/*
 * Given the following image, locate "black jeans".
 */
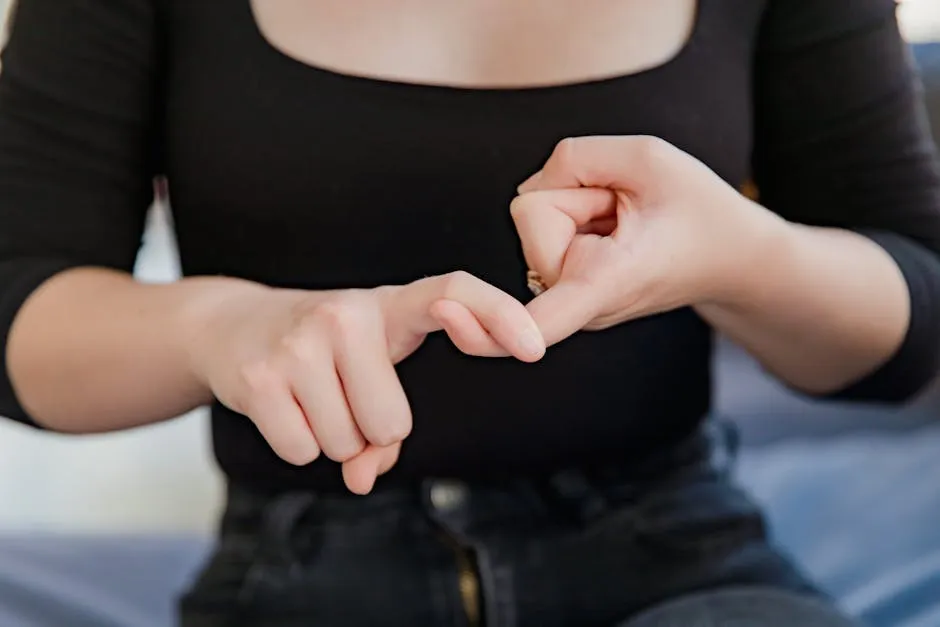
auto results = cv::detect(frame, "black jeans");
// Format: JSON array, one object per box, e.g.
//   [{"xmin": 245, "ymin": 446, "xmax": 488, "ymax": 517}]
[{"xmin": 179, "ymin": 423, "xmax": 860, "ymax": 626}]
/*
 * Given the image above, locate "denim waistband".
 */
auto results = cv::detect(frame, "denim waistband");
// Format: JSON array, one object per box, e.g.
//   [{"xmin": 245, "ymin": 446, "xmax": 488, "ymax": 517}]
[{"xmin": 221, "ymin": 419, "xmax": 739, "ymax": 538}]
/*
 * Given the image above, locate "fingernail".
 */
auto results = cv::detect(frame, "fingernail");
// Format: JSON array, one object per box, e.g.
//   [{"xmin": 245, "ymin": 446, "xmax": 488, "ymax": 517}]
[
  {"xmin": 519, "ymin": 328, "xmax": 545, "ymax": 359},
  {"xmin": 517, "ymin": 170, "xmax": 542, "ymax": 194}
]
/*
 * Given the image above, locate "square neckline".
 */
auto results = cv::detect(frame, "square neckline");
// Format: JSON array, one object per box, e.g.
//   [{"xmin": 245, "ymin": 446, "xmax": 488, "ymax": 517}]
[{"xmin": 239, "ymin": 0, "xmax": 706, "ymax": 97}]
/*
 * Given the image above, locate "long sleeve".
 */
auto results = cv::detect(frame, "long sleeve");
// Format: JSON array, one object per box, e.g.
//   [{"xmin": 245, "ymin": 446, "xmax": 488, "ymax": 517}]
[
  {"xmin": 752, "ymin": 0, "xmax": 940, "ymax": 402},
  {"xmin": 0, "ymin": 0, "xmax": 163, "ymax": 423}
]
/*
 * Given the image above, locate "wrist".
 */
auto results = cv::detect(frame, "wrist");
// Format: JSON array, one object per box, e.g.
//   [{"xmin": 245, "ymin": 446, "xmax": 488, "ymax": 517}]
[
  {"xmin": 174, "ymin": 275, "xmax": 273, "ymax": 392},
  {"xmin": 702, "ymin": 197, "xmax": 797, "ymax": 310}
]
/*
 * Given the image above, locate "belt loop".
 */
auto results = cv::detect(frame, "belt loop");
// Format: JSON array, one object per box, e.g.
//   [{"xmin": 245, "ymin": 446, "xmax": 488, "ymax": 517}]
[
  {"xmin": 263, "ymin": 491, "xmax": 319, "ymax": 560},
  {"xmin": 238, "ymin": 491, "xmax": 319, "ymax": 604},
  {"xmin": 546, "ymin": 469, "xmax": 609, "ymax": 523}
]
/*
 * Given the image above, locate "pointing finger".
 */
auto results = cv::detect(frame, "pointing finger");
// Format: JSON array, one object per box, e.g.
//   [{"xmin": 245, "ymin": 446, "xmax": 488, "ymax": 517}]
[
  {"xmin": 388, "ymin": 272, "xmax": 545, "ymax": 361},
  {"xmin": 518, "ymin": 135, "xmax": 669, "ymax": 193},
  {"xmin": 429, "ymin": 298, "xmax": 510, "ymax": 358}
]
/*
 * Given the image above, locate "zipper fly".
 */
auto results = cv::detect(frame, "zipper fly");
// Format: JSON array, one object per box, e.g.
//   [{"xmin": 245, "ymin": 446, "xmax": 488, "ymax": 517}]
[
  {"xmin": 439, "ymin": 531, "xmax": 482, "ymax": 627},
  {"xmin": 454, "ymin": 543, "xmax": 481, "ymax": 626}
]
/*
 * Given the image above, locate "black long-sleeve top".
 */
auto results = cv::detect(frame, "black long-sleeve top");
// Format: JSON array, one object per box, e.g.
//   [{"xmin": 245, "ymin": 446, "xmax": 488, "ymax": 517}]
[{"xmin": 2, "ymin": 0, "xmax": 940, "ymax": 491}]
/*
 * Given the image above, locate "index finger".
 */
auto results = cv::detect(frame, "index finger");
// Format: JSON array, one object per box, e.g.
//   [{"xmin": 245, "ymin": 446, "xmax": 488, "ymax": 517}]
[
  {"xmin": 389, "ymin": 272, "xmax": 546, "ymax": 361},
  {"xmin": 518, "ymin": 135, "xmax": 669, "ymax": 193}
]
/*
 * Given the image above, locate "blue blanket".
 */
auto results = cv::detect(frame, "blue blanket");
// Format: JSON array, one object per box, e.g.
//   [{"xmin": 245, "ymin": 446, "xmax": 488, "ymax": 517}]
[{"xmin": 737, "ymin": 427, "xmax": 940, "ymax": 627}]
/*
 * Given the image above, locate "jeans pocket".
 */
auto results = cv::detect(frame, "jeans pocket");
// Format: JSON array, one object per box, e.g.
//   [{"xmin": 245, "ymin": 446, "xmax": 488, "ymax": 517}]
[{"xmin": 629, "ymin": 480, "xmax": 768, "ymax": 558}]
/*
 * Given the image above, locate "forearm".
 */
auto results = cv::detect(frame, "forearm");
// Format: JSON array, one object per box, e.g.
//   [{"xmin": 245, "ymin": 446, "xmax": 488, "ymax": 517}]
[
  {"xmin": 696, "ymin": 217, "xmax": 910, "ymax": 396},
  {"xmin": 6, "ymin": 267, "xmax": 265, "ymax": 432}
]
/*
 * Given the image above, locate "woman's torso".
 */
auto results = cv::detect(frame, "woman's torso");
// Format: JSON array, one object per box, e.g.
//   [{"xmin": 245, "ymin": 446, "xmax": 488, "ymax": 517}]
[{"xmin": 159, "ymin": 0, "xmax": 765, "ymax": 490}]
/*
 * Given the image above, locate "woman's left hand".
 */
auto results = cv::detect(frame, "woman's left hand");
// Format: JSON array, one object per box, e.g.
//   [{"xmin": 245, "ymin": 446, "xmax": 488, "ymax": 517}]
[{"xmin": 512, "ymin": 135, "xmax": 785, "ymax": 346}]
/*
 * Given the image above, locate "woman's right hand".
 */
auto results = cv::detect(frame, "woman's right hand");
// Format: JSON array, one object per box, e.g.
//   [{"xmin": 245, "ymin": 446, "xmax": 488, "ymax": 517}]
[{"xmin": 186, "ymin": 272, "xmax": 545, "ymax": 494}]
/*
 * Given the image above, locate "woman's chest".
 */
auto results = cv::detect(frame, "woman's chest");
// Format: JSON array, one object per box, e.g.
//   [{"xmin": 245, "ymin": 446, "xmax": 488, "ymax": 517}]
[{"xmin": 162, "ymin": 1, "xmax": 766, "ymax": 227}]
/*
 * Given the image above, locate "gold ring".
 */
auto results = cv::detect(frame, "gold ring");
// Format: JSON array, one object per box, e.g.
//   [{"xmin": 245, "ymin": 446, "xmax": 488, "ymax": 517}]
[{"xmin": 526, "ymin": 270, "xmax": 547, "ymax": 296}]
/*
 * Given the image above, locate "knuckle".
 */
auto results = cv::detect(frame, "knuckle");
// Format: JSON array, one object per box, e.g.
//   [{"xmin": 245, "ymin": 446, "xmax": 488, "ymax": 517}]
[
  {"xmin": 312, "ymin": 300, "xmax": 353, "ymax": 328},
  {"xmin": 368, "ymin": 414, "xmax": 413, "ymax": 447},
  {"xmin": 446, "ymin": 269, "xmax": 473, "ymax": 284},
  {"xmin": 553, "ymin": 137, "xmax": 579, "ymax": 167},
  {"xmin": 238, "ymin": 360, "xmax": 279, "ymax": 394},
  {"xmin": 278, "ymin": 330, "xmax": 313, "ymax": 361},
  {"xmin": 278, "ymin": 441, "xmax": 320, "ymax": 466},
  {"xmin": 317, "ymin": 425, "xmax": 366, "ymax": 462},
  {"xmin": 369, "ymin": 427, "xmax": 410, "ymax": 448},
  {"xmin": 312, "ymin": 298, "xmax": 367, "ymax": 338},
  {"xmin": 635, "ymin": 135, "xmax": 672, "ymax": 166},
  {"xmin": 441, "ymin": 270, "xmax": 474, "ymax": 299},
  {"xmin": 509, "ymin": 194, "xmax": 522, "ymax": 217},
  {"xmin": 509, "ymin": 194, "xmax": 532, "ymax": 220},
  {"xmin": 328, "ymin": 445, "xmax": 366, "ymax": 464},
  {"xmin": 328, "ymin": 442, "xmax": 365, "ymax": 464}
]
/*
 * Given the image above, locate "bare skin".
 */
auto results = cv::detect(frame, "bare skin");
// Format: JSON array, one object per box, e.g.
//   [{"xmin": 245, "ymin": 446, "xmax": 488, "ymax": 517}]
[{"xmin": 249, "ymin": 0, "xmax": 697, "ymax": 88}]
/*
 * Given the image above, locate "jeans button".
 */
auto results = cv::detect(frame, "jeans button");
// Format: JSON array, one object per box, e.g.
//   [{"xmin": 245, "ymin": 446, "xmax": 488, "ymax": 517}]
[{"xmin": 429, "ymin": 481, "xmax": 468, "ymax": 512}]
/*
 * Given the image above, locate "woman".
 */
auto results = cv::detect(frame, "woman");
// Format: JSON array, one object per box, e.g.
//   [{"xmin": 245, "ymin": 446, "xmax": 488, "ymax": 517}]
[{"xmin": 2, "ymin": 0, "xmax": 939, "ymax": 624}]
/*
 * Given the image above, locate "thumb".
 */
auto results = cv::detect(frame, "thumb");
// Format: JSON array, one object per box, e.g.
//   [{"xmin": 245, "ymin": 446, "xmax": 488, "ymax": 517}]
[
  {"xmin": 342, "ymin": 443, "xmax": 402, "ymax": 495},
  {"xmin": 525, "ymin": 279, "xmax": 603, "ymax": 347}
]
